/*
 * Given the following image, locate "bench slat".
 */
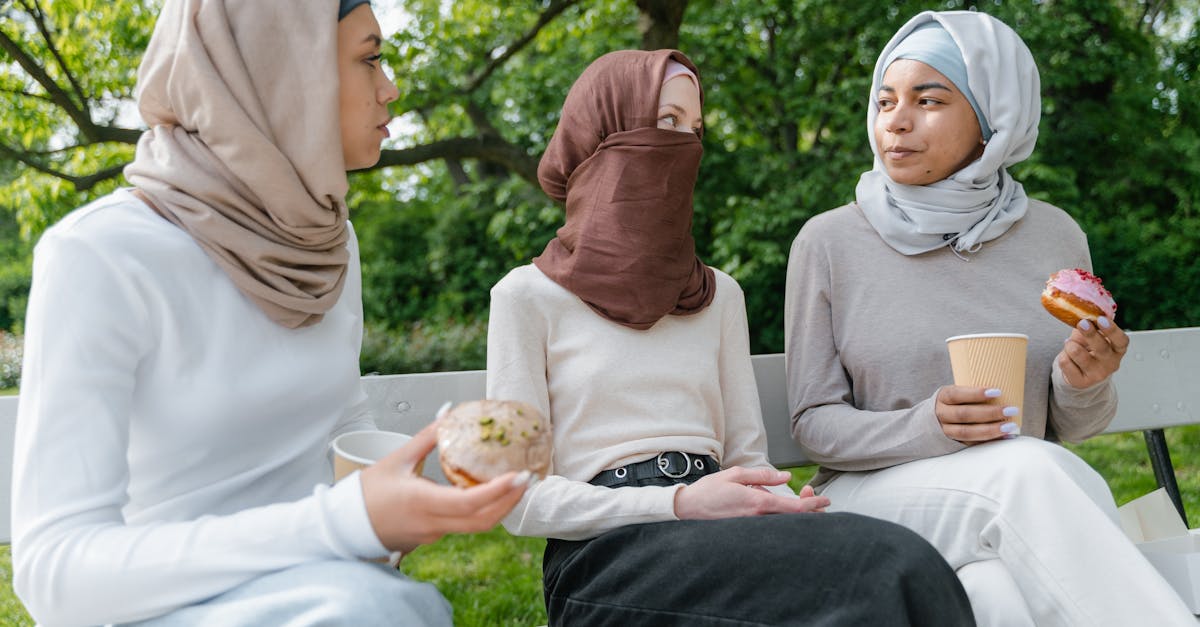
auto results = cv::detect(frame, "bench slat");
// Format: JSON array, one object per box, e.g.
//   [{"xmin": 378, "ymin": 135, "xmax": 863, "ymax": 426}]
[
  {"xmin": 1, "ymin": 327, "xmax": 1196, "ymax": 545},
  {"xmin": 360, "ymin": 370, "xmax": 486, "ymax": 484},
  {"xmin": 1105, "ymin": 327, "xmax": 1200, "ymax": 433},
  {"xmin": 753, "ymin": 354, "xmax": 809, "ymax": 468},
  {"xmin": 0, "ymin": 396, "xmax": 15, "ymax": 545}
]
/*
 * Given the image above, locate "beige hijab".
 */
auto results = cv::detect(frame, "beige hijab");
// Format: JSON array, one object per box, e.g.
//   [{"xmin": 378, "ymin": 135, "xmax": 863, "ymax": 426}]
[{"xmin": 124, "ymin": 0, "xmax": 350, "ymax": 328}]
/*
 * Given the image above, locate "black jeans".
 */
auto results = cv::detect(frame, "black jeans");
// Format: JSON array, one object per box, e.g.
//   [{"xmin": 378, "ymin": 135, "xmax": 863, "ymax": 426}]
[{"xmin": 543, "ymin": 512, "xmax": 974, "ymax": 626}]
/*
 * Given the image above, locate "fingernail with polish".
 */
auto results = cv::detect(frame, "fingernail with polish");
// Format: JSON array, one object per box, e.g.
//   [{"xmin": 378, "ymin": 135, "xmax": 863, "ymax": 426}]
[
  {"xmin": 985, "ymin": 388, "xmax": 1002, "ymax": 398},
  {"xmin": 511, "ymin": 470, "xmax": 532, "ymax": 487},
  {"xmin": 1098, "ymin": 316, "xmax": 1111, "ymax": 329},
  {"xmin": 1003, "ymin": 434, "xmax": 1018, "ymax": 440},
  {"xmin": 1078, "ymin": 319, "xmax": 1092, "ymax": 331},
  {"xmin": 1002, "ymin": 406, "xmax": 1019, "ymax": 417},
  {"xmin": 1000, "ymin": 422, "xmax": 1019, "ymax": 434},
  {"xmin": 436, "ymin": 401, "xmax": 452, "ymax": 419}
]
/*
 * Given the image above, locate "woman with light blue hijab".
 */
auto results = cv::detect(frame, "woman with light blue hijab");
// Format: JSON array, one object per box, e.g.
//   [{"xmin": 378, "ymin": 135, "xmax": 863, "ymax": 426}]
[
  {"xmin": 785, "ymin": 10, "xmax": 1195, "ymax": 626},
  {"xmin": 856, "ymin": 17, "xmax": 1037, "ymax": 256}
]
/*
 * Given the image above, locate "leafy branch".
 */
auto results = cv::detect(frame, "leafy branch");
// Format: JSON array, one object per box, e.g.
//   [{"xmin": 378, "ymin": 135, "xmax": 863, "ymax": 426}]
[
  {"xmin": 0, "ymin": 143, "xmax": 127, "ymax": 192},
  {"xmin": 375, "ymin": 135, "xmax": 537, "ymax": 183},
  {"xmin": 462, "ymin": 0, "xmax": 584, "ymax": 94},
  {"xmin": 0, "ymin": 4, "xmax": 141, "ymax": 146},
  {"xmin": 17, "ymin": 0, "xmax": 88, "ymax": 111},
  {"xmin": 0, "ymin": 0, "xmax": 585, "ymax": 190}
]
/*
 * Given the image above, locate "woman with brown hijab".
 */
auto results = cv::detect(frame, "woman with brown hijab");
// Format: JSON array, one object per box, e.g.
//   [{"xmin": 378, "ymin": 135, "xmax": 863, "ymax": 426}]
[
  {"xmin": 11, "ymin": 1, "xmax": 527, "ymax": 625},
  {"xmin": 487, "ymin": 49, "xmax": 974, "ymax": 626}
]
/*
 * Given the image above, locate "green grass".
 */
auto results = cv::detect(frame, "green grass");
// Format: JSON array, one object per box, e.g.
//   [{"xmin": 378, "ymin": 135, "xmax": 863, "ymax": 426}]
[
  {"xmin": 1066, "ymin": 425, "xmax": 1200, "ymax": 519},
  {"xmin": 1, "ymin": 426, "xmax": 1195, "ymax": 625},
  {"xmin": 0, "ymin": 546, "xmax": 32, "ymax": 627},
  {"xmin": 403, "ymin": 528, "xmax": 548, "ymax": 626}
]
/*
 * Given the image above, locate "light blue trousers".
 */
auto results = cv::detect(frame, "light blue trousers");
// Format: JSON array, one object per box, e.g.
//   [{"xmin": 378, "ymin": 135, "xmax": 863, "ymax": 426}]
[{"xmin": 118, "ymin": 560, "xmax": 452, "ymax": 626}]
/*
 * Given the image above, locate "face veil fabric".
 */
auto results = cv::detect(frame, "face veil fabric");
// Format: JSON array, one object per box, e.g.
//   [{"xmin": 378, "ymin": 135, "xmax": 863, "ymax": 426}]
[
  {"xmin": 124, "ymin": 0, "xmax": 350, "ymax": 328},
  {"xmin": 533, "ymin": 49, "xmax": 715, "ymax": 330}
]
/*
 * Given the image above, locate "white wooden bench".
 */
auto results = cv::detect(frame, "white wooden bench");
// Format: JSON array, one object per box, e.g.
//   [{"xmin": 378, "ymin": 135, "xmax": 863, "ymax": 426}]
[{"xmin": 1, "ymin": 326, "xmax": 1197, "ymax": 544}]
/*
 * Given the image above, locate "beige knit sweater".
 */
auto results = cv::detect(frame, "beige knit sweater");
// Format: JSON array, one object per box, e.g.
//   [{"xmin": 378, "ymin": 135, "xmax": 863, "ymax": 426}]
[{"xmin": 785, "ymin": 200, "xmax": 1117, "ymax": 488}]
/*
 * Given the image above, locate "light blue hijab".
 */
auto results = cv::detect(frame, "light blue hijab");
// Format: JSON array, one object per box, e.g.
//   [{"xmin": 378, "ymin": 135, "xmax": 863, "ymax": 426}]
[
  {"xmin": 884, "ymin": 22, "xmax": 992, "ymax": 141},
  {"xmin": 857, "ymin": 11, "xmax": 1041, "ymax": 256}
]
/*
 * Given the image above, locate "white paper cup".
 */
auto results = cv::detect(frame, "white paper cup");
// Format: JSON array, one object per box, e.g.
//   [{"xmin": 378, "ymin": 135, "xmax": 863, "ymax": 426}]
[
  {"xmin": 331, "ymin": 431, "xmax": 414, "ymax": 482},
  {"xmin": 945, "ymin": 333, "xmax": 1029, "ymax": 427}
]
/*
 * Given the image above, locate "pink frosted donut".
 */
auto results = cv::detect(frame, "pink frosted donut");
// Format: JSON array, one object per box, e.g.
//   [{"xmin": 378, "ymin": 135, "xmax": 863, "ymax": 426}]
[{"xmin": 1040, "ymin": 268, "xmax": 1117, "ymax": 327}]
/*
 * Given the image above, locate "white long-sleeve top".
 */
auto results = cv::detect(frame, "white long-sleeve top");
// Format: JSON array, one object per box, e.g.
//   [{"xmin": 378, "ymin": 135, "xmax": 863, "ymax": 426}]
[
  {"xmin": 487, "ymin": 264, "xmax": 790, "ymax": 542},
  {"xmin": 12, "ymin": 190, "xmax": 387, "ymax": 627}
]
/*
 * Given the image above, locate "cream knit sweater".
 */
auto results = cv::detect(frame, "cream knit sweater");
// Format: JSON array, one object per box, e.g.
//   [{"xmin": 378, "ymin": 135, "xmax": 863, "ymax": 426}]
[{"xmin": 488, "ymin": 264, "xmax": 790, "ymax": 541}]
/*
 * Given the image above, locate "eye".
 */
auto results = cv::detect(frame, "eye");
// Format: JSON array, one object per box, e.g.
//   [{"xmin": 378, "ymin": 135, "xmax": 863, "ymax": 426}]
[
  {"xmin": 918, "ymin": 97, "xmax": 943, "ymax": 106},
  {"xmin": 877, "ymin": 98, "xmax": 895, "ymax": 110},
  {"xmin": 691, "ymin": 126, "xmax": 703, "ymax": 136},
  {"xmin": 364, "ymin": 53, "xmax": 382, "ymax": 68},
  {"xmin": 657, "ymin": 114, "xmax": 678, "ymax": 128}
]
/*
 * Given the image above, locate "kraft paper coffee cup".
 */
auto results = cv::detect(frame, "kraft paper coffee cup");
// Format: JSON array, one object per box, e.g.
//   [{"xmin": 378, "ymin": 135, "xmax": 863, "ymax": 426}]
[
  {"xmin": 331, "ymin": 431, "xmax": 416, "ymax": 482},
  {"xmin": 945, "ymin": 333, "xmax": 1028, "ymax": 427}
]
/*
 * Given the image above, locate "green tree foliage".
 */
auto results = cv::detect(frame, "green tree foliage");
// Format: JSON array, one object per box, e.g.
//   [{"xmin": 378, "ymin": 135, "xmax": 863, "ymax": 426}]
[
  {"xmin": 1015, "ymin": 0, "xmax": 1200, "ymax": 331},
  {"xmin": 2, "ymin": 0, "xmax": 1199, "ymax": 368},
  {"xmin": 0, "ymin": 0, "xmax": 152, "ymax": 230}
]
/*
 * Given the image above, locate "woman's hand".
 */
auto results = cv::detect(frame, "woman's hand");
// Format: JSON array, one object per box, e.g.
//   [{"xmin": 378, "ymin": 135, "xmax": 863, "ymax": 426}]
[
  {"xmin": 673, "ymin": 467, "xmax": 829, "ymax": 520},
  {"xmin": 1059, "ymin": 316, "xmax": 1129, "ymax": 389},
  {"xmin": 359, "ymin": 421, "xmax": 529, "ymax": 554},
  {"xmin": 935, "ymin": 385, "xmax": 1020, "ymax": 444}
]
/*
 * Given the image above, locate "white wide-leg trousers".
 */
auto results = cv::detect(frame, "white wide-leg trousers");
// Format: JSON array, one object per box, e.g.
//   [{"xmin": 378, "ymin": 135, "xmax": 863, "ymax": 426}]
[{"xmin": 819, "ymin": 437, "xmax": 1194, "ymax": 626}]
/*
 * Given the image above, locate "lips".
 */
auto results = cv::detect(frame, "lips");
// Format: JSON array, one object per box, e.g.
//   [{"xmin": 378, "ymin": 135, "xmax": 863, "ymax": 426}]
[
  {"xmin": 378, "ymin": 117, "xmax": 393, "ymax": 138},
  {"xmin": 884, "ymin": 146, "xmax": 918, "ymax": 159}
]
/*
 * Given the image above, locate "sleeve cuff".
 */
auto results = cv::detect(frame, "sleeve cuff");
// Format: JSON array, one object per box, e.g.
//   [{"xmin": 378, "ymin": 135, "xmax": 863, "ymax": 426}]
[
  {"xmin": 664, "ymin": 482, "xmax": 685, "ymax": 520},
  {"xmin": 916, "ymin": 393, "xmax": 968, "ymax": 455},
  {"xmin": 324, "ymin": 471, "xmax": 390, "ymax": 560},
  {"xmin": 1050, "ymin": 359, "xmax": 1114, "ymax": 407}
]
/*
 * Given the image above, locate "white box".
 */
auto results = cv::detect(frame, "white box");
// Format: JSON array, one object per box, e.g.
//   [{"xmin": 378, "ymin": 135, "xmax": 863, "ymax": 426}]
[
  {"xmin": 1118, "ymin": 489, "xmax": 1200, "ymax": 614},
  {"xmin": 1136, "ymin": 529, "xmax": 1200, "ymax": 613}
]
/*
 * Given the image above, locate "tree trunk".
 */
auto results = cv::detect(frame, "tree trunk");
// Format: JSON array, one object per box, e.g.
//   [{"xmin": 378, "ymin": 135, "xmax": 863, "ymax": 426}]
[{"xmin": 635, "ymin": 0, "xmax": 688, "ymax": 50}]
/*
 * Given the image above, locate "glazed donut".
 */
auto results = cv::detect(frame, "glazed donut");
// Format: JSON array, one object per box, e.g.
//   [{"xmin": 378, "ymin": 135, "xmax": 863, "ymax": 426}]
[
  {"xmin": 436, "ymin": 400, "xmax": 551, "ymax": 488},
  {"xmin": 1040, "ymin": 268, "xmax": 1117, "ymax": 328}
]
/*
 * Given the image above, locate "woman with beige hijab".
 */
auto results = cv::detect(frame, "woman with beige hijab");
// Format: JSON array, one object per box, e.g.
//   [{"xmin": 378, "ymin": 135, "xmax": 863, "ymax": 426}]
[
  {"xmin": 487, "ymin": 48, "xmax": 975, "ymax": 626},
  {"xmin": 785, "ymin": 10, "xmax": 1195, "ymax": 626},
  {"xmin": 10, "ymin": 2, "xmax": 527, "ymax": 625}
]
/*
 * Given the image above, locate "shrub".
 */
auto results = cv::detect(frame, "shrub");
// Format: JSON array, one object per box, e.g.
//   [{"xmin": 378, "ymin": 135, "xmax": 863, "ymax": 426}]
[
  {"xmin": 0, "ymin": 236, "xmax": 32, "ymax": 334},
  {"xmin": 0, "ymin": 332, "xmax": 21, "ymax": 389},
  {"xmin": 360, "ymin": 317, "xmax": 487, "ymax": 375}
]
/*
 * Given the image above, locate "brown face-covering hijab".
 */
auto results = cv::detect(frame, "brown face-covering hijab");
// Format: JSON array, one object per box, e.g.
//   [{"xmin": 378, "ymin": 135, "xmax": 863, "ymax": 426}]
[
  {"xmin": 533, "ymin": 49, "xmax": 715, "ymax": 330},
  {"xmin": 124, "ymin": 0, "xmax": 349, "ymax": 329}
]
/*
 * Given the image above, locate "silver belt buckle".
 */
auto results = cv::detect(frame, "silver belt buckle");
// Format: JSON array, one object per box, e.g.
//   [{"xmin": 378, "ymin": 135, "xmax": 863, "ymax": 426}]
[{"xmin": 657, "ymin": 452, "xmax": 691, "ymax": 479}]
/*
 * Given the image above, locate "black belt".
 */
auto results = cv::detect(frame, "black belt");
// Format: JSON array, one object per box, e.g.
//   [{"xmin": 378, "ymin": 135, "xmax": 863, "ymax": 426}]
[{"xmin": 589, "ymin": 452, "xmax": 719, "ymax": 488}]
